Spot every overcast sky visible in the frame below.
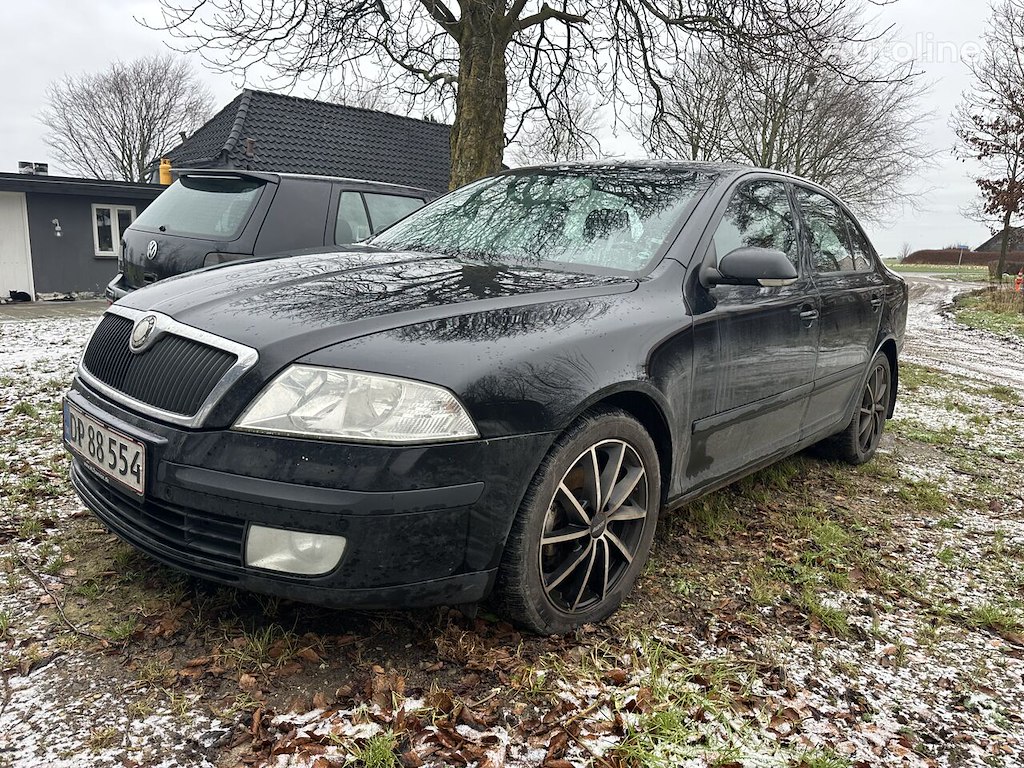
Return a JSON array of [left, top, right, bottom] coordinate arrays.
[[0, 0, 993, 256]]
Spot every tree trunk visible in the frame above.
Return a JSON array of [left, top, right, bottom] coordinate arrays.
[[450, 6, 509, 190], [997, 206, 1012, 282]]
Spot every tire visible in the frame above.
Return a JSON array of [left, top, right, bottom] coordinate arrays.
[[494, 407, 661, 635], [815, 351, 892, 465]]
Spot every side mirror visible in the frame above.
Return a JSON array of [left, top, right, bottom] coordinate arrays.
[[701, 247, 798, 288]]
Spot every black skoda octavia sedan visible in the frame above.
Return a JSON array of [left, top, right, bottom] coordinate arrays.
[[64, 163, 907, 634]]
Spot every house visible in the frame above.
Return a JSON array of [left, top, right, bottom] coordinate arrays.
[[1, 91, 451, 299], [976, 228, 1024, 253], [160, 90, 452, 194], [0, 172, 163, 300]]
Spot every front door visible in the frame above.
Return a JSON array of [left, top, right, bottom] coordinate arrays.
[[686, 178, 818, 488], [0, 192, 34, 298]]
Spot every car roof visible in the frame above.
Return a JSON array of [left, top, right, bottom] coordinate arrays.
[[505, 159, 750, 175], [174, 168, 435, 196], [500, 160, 862, 217], [502, 159, 839, 187]]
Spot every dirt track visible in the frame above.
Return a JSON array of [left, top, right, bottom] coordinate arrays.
[[902, 273, 1024, 388]]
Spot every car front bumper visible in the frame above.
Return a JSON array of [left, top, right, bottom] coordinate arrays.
[[65, 381, 553, 609]]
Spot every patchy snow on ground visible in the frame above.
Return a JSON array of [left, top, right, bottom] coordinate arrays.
[[1, 311, 232, 767], [2, 277, 1023, 767]]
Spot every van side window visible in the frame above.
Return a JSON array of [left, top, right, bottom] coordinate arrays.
[[364, 194, 425, 232], [336, 191, 371, 244]]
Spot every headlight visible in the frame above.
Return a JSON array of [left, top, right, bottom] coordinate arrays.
[[234, 365, 478, 443]]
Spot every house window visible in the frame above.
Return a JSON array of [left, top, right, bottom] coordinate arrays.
[[92, 204, 136, 258]]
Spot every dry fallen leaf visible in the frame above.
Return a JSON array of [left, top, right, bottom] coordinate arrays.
[[239, 673, 259, 692]]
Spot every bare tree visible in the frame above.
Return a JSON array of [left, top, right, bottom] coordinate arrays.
[[651, 48, 732, 163], [40, 55, 213, 182], [507, 92, 603, 165], [953, 0, 1024, 280], [146, 0, 901, 190], [898, 242, 913, 262], [647, 31, 929, 217]]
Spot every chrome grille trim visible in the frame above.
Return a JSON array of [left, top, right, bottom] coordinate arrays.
[[78, 305, 259, 428]]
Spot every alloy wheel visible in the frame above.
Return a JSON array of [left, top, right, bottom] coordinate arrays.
[[538, 439, 651, 614], [858, 360, 889, 454]]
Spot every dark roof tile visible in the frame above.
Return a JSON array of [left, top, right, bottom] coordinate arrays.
[[164, 90, 451, 193]]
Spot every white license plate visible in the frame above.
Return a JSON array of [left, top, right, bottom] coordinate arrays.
[[64, 402, 146, 495]]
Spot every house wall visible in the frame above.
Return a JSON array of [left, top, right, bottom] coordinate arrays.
[[25, 192, 156, 295]]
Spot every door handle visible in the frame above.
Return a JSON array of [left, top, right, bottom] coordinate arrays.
[[870, 292, 883, 311], [799, 306, 819, 325]]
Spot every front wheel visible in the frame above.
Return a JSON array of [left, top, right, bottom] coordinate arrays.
[[816, 351, 892, 465], [494, 408, 660, 635]]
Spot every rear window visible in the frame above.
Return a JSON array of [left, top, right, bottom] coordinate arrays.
[[132, 175, 266, 239]]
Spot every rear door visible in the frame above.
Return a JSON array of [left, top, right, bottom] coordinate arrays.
[[794, 186, 884, 437], [685, 178, 819, 488]]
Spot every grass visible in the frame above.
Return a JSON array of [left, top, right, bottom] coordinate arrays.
[[954, 287, 1024, 340], [897, 362, 947, 392], [87, 726, 121, 751], [887, 263, 988, 280], [351, 732, 399, 768], [984, 384, 1021, 404], [796, 587, 850, 636], [10, 401, 40, 418], [105, 616, 140, 643], [896, 480, 950, 513], [970, 602, 1024, 634]]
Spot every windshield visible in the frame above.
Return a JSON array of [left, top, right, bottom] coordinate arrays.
[[370, 167, 717, 274], [132, 175, 266, 239]]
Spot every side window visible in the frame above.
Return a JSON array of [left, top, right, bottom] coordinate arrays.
[[795, 188, 855, 273], [364, 193, 425, 233], [842, 212, 876, 272], [335, 191, 371, 244], [712, 180, 798, 269]]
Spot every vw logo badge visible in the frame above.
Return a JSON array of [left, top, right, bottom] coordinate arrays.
[[130, 314, 158, 353], [146, 240, 159, 260]]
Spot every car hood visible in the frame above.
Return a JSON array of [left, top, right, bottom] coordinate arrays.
[[118, 248, 637, 365]]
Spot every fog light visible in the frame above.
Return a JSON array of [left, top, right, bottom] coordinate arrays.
[[245, 526, 346, 575]]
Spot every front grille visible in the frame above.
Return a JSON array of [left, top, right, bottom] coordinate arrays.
[[82, 314, 236, 417], [74, 461, 245, 569]]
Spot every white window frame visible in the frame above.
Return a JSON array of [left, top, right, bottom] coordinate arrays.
[[92, 204, 136, 258]]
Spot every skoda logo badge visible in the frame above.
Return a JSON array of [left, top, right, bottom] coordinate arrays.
[[146, 240, 159, 260], [130, 314, 158, 353]]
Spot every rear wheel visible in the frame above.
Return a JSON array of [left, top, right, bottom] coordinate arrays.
[[494, 408, 660, 635], [816, 351, 892, 465]]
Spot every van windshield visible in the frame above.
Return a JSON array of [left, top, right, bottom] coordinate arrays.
[[132, 175, 266, 239]]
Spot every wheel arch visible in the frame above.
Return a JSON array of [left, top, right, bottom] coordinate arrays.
[[876, 336, 899, 418], [568, 384, 675, 506]]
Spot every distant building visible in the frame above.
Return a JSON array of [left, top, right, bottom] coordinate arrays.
[[159, 89, 452, 194], [975, 228, 1024, 253]]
